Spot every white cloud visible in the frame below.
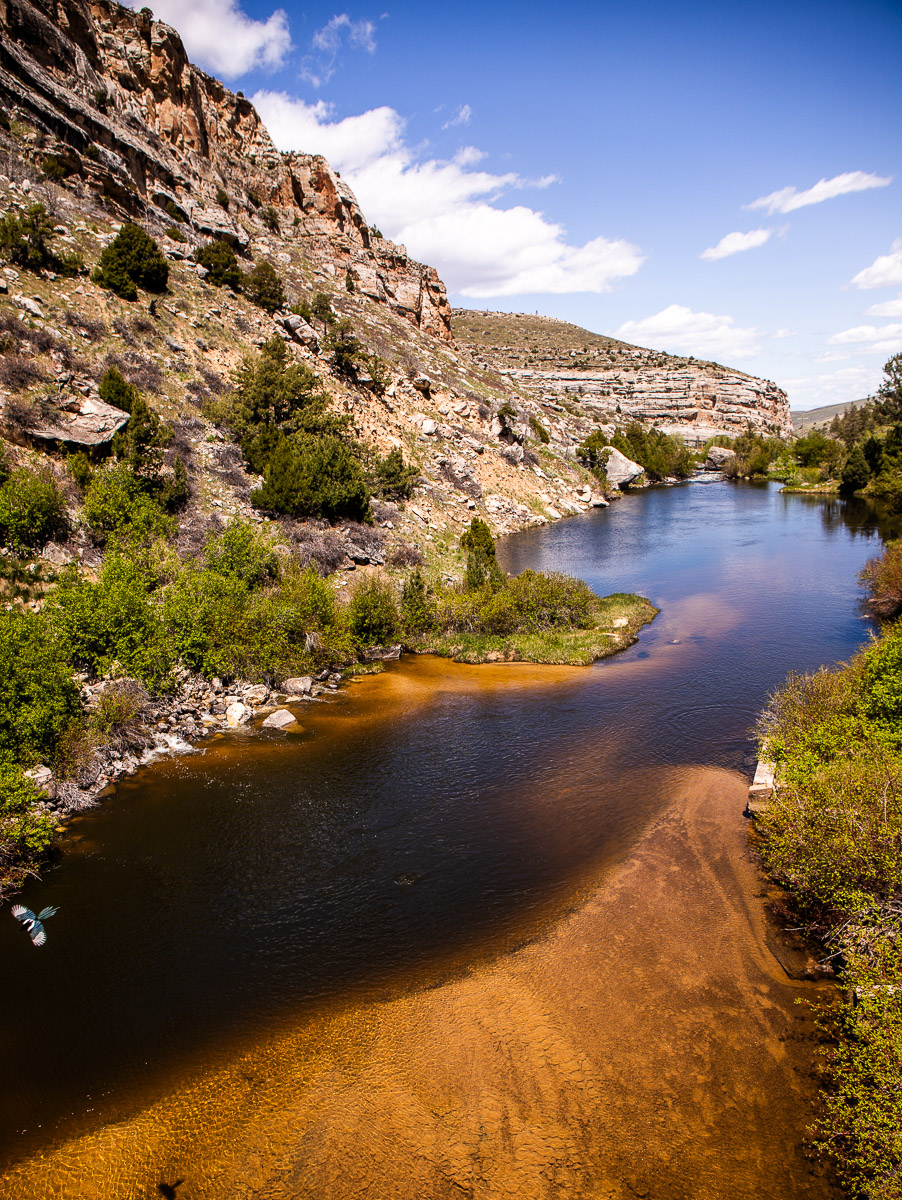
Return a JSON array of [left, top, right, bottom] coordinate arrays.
[[442, 104, 472, 130], [253, 91, 645, 297], [700, 228, 772, 261], [123, 0, 290, 77], [745, 170, 892, 216], [773, 328, 796, 339], [852, 239, 902, 289], [827, 323, 902, 356], [613, 304, 761, 360], [866, 293, 902, 318], [783, 365, 885, 410], [301, 13, 376, 87]]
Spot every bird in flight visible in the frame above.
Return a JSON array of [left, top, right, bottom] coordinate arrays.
[[11, 905, 58, 947]]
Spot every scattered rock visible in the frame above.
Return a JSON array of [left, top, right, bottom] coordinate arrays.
[[225, 701, 251, 727], [283, 676, 313, 695], [706, 445, 737, 470], [262, 708, 297, 729]]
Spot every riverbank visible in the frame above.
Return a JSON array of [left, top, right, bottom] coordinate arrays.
[[0, 762, 838, 1199], [752, 608, 902, 1198]]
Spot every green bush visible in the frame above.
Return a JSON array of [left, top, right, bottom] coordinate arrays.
[[370, 447, 418, 500], [82, 462, 173, 544], [215, 186, 230, 210], [45, 554, 174, 688], [99, 365, 138, 413], [242, 260, 285, 313], [67, 451, 93, 492], [0, 468, 67, 552], [252, 435, 370, 522], [0, 609, 81, 765], [840, 443, 871, 494], [347, 575, 398, 645], [0, 761, 56, 885], [194, 240, 241, 290], [860, 539, 902, 621], [756, 623, 902, 1193], [529, 415, 550, 444], [327, 318, 363, 380], [460, 517, 504, 590], [93, 222, 168, 300], [41, 155, 71, 181], [723, 430, 785, 478], [400, 568, 432, 634], [203, 519, 278, 587], [261, 205, 279, 233], [111, 393, 169, 481], [0, 202, 56, 271], [163, 198, 185, 223]]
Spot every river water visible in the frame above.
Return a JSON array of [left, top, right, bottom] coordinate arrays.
[[0, 481, 896, 1196]]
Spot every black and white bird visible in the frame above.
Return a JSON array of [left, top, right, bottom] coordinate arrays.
[[11, 904, 58, 947]]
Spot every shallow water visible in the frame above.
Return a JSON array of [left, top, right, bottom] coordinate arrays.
[[0, 481, 896, 1193]]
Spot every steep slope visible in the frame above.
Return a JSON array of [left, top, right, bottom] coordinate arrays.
[[453, 310, 792, 441], [0, 0, 451, 339], [0, 0, 794, 580]]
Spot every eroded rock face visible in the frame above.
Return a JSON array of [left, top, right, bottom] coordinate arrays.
[[453, 311, 792, 440], [0, 0, 453, 340], [507, 363, 791, 441]]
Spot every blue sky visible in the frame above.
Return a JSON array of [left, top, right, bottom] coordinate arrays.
[[131, 0, 901, 409]]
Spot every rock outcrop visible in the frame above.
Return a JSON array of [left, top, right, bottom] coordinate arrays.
[[453, 311, 792, 441], [0, 0, 452, 340]]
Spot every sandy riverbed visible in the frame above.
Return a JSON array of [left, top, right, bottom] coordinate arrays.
[[0, 760, 837, 1200]]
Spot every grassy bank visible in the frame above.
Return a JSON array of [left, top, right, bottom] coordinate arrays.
[[1, 516, 655, 897], [754, 540, 902, 1199], [413, 592, 656, 664]]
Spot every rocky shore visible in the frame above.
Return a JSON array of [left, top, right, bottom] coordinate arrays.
[[25, 662, 381, 820]]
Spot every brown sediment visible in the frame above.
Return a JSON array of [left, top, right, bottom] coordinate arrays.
[[0, 763, 837, 1200]]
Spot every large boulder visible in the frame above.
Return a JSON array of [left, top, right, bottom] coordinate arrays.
[[262, 708, 297, 729], [283, 676, 313, 695], [12, 395, 130, 448], [705, 445, 737, 470], [225, 701, 251, 727], [602, 447, 644, 488]]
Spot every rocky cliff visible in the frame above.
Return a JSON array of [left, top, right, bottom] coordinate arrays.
[[0, 0, 452, 340], [0, 0, 797, 576], [453, 310, 792, 441]]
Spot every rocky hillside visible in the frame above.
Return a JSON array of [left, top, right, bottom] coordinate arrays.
[[453, 310, 792, 442], [0, 0, 451, 339], [0, 0, 793, 583], [791, 399, 862, 435]]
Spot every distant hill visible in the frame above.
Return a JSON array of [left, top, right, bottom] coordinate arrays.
[[452, 309, 792, 440], [791, 400, 866, 435]]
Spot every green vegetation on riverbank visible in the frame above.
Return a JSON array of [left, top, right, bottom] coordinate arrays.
[[0, 515, 655, 897], [755, 537, 902, 1199]]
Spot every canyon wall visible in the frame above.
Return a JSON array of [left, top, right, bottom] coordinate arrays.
[[0, 0, 452, 340]]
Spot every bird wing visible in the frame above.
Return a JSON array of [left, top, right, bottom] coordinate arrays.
[[11, 905, 35, 924], [37, 906, 58, 921], [30, 924, 46, 947]]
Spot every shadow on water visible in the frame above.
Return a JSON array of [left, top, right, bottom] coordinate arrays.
[[0, 480, 897, 1167]]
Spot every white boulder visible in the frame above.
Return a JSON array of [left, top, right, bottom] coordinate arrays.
[[262, 709, 297, 729]]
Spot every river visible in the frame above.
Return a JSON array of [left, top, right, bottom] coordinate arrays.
[[0, 480, 895, 1199]]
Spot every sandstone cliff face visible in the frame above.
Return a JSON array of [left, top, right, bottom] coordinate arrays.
[[453, 311, 792, 441], [0, 0, 452, 340]]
